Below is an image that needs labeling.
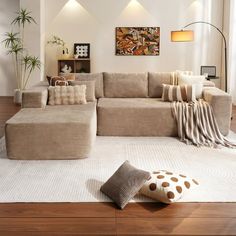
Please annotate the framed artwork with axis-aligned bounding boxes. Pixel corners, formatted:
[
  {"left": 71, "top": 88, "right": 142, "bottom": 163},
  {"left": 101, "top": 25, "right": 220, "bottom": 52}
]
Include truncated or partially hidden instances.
[
  {"left": 115, "top": 27, "right": 160, "bottom": 56},
  {"left": 200, "top": 66, "right": 216, "bottom": 77},
  {"left": 74, "top": 43, "right": 90, "bottom": 58}
]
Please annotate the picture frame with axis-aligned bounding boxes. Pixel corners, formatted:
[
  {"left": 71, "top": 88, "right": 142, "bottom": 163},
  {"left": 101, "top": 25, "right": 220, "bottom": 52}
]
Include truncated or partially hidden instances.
[
  {"left": 200, "top": 66, "right": 216, "bottom": 78},
  {"left": 74, "top": 43, "right": 90, "bottom": 59},
  {"left": 115, "top": 27, "right": 160, "bottom": 56}
]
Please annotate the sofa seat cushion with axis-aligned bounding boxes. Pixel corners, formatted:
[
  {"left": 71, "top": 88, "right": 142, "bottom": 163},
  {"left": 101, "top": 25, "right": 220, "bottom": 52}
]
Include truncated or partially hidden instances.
[
  {"left": 97, "top": 98, "right": 177, "bottom": 136},
  {"left": 5, "top": 102, "right": 97, "bottom": 160}
]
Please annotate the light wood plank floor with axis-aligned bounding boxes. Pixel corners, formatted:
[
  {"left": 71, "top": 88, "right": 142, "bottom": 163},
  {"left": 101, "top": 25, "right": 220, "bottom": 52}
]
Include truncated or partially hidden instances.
[{"left": 0, "top": 97, "right": 236, "bottom": 235}]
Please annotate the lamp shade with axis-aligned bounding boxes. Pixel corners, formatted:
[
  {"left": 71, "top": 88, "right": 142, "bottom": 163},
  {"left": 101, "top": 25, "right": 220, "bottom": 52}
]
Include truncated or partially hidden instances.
[{"left": 171, "top": 30, "right": 194, "bottom": 42}]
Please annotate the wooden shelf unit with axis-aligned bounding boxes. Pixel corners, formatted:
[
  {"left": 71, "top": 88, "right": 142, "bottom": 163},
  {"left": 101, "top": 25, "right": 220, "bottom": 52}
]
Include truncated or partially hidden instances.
[{"left": 58, "top": 58, "right": 91, "bottom": 74}]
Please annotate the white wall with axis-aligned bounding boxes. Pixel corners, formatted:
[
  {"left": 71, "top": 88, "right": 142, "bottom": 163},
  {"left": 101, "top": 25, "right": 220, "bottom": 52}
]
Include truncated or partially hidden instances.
[
  {"left": 0, "top": 0, "right": 19, "bottom": 96},
  {"left": 20, "top": 0, "right": 44, "bottom": 88},
  {"left": 0, "top": 0, "right": 227, "bottom": 95},
  {"left": 228, "top": 0, "right": 236, "bottom": 104},
  {"left": 45, "top": 0, "right": 224, "bottom": 85}
]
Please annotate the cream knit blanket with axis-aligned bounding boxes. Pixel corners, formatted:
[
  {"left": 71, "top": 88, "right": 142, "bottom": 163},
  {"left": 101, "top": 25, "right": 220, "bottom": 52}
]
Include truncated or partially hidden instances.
[{"left": 172, "top": 100, "right": 236, "bottom": 148}]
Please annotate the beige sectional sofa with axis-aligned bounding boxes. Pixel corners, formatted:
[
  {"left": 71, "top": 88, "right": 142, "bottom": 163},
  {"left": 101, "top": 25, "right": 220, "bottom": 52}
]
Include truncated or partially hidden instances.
[{"left": 5, "top": 72, "right": 232, "bottom": 160}]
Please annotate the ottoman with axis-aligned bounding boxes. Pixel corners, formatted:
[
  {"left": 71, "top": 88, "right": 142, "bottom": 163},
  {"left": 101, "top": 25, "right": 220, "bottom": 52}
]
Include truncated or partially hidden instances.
[{"left": 5, "top": 102, "right": 97, "bottom": 160}]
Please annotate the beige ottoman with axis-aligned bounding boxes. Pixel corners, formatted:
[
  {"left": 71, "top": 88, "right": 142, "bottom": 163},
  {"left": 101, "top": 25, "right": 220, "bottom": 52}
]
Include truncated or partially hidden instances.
[{"left": 5, "top": 102, "right": 97, "bottom": 160}]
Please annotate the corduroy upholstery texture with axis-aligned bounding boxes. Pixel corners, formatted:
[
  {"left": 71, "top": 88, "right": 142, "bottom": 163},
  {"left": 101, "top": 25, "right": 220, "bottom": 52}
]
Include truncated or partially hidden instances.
[
  {"left": 148, "top": 72, "right": 174, "bottom": 98},
  {"left": 60, "top": 73, "right": 104, "bottom": 98},
  {"left": 104, "top": 72, "right": 148, "bottom": 98},
  {"left": 5, "top": 72, "right": 232, "bottom": 160},
  {"left": 70, "top": 80, "right": 96, "bottom": 102},
  {"left": 203, "top": 87, "right": 232, "bottom": 136},
  {"left": 97, "top": 98, "right": 178, "bottom": 136},
  {"left": 5, "top": 102, "right": 97, "bottom": 160},
  {"left": 21, "top": 82, "right": 48, "bottom": 108}
]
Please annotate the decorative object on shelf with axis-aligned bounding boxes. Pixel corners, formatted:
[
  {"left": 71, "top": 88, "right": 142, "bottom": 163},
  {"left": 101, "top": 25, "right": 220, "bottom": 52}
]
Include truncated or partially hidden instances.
[
  {"left": 171, "top": 21, "right": 227, "bottom": 92},
  {"left": 61, "top": 64, "right": 72, "bottom": 73},
  {"left": 116, "top": 27, "right": 160, "bottom": 56},
  {"left": 58, "top": 59, "right": 91, "bottom": 74},
  {"left": 2, "top": 8, "right": 41, "bottom": 104},
  {"left": 200, "top": 66, "right": 216, "bottom": 78},
  {"left": 47, "top": 35, "right": 70, "bottom": 59},
  {"left": 74, "top": 43, "right": 90, "bottom": 58}
]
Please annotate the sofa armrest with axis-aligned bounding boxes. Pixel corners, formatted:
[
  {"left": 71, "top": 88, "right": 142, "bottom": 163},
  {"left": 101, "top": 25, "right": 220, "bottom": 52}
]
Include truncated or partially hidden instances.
[
  {"left": 22, "top": 82, "right": 48, "bottom": 108},
  {"left": 203, "top": 87, "right": 232, "bottom": 136},
  {"left": 203, "top": 80, "right": 215, "bottom": 87}
]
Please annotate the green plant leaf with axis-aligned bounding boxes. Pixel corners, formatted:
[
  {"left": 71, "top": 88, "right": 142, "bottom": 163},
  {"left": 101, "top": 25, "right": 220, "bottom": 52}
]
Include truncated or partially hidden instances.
[
  {"left": 2, "top": 32, "right": 20, "bottom": 48},
  {"left": 12, "top": 8, "right": 36, "bottom": 28}
]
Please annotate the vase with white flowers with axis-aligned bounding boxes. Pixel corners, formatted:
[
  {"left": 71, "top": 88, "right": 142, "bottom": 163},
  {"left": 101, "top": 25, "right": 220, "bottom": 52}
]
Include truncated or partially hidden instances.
[
  {"left": 47, "top": 35, "right": 70, "bottom": 59},
  {"left": 2, "top": 9, "right": 41, "bottom": 104}
]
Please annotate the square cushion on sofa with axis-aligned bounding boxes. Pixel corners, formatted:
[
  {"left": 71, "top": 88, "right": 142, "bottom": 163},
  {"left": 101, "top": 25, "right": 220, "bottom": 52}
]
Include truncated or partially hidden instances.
[
  {"left": 104, "top": 72, "right": 148, "bottom": 98},
  {"left": 148, "top": 72, "right": 174, "bottom": 98},
  {"left": 60, "top": 73, "right": 104, "bottom": 98},
  {"left": 100, "top": 161, "right": 150, "bottom": 209}
]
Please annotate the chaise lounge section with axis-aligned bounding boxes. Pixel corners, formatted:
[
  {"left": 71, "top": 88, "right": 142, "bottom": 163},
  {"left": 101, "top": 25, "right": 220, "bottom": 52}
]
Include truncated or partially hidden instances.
[{"left": 5, "top": 83, "right": 97, "bottom": 160}]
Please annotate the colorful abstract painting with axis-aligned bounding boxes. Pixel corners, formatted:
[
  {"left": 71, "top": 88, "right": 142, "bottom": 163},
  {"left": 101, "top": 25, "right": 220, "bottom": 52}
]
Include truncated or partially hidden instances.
[{"left": 116, "top": 27, "right": 160, "bottom": 56}]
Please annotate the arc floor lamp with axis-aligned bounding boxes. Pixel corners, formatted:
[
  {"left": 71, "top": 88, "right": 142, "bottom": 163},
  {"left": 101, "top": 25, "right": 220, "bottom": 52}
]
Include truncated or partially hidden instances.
[{"left": 171, "top": 21, "right": 227, "bottom": 92}]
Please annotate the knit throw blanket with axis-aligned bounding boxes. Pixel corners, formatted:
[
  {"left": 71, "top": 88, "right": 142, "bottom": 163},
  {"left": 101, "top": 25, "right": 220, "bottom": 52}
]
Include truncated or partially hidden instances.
[{"left": 172, "top": 100, "right": 236, "bottom": 148}]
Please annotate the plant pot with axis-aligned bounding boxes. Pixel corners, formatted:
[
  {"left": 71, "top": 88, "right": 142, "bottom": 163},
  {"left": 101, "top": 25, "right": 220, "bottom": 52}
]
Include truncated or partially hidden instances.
[{"left": 13, "top": 89, "right": 22, "bottom": 105}]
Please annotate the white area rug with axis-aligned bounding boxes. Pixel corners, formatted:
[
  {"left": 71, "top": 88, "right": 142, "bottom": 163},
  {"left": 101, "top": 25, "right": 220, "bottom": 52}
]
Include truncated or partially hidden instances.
[{"left": 0, "top": 133, "right": 236, "bottom": 202}]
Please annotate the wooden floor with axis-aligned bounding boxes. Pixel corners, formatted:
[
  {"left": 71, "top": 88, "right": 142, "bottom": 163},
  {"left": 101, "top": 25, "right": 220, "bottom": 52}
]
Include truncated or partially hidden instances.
[{"left": 0, "top": 97, "right": 236, "bottom": 235}]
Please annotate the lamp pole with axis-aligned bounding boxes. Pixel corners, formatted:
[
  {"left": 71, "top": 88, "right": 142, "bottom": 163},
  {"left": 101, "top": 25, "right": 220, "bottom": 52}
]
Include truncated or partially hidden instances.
[{"left": 182, "top": 21, "right": 227, "bottom": 92}]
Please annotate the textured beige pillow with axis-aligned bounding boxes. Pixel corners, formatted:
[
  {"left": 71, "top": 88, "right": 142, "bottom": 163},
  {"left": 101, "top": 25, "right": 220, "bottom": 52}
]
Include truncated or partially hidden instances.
[
  {"left": 100, "top": 161, "right": 150, "bottom": 209},
  {"left": 162, "top": 84, "right": 196, "bottom": 102},
  {"left": 70, "top": 80, "right": 96, "bottom": 102},
  {"left": 140, "top": 170, "right": 199, "bottom": 204},
  {"left": 48, "top": 85, "right": 87, "bottom": 105}
]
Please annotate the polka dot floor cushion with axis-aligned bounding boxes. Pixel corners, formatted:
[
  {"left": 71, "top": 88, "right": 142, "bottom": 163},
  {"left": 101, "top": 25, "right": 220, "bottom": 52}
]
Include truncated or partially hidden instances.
[{"left": 140, "top": 170, "right": 199, "bottom": 204}]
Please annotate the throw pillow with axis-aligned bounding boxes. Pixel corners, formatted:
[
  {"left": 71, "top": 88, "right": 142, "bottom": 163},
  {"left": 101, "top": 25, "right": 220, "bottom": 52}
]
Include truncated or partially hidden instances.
[
  {"left": 70, "top": 80, "right": 96, "bottom": 102},
  {"left": 162, "top": 84, "right": 196, "bottom": 102},
  {"left": 47, "top": 74, "right": 75, "bottom": 86},
  {"left": 172, "top": 70, "right": 193, "bottom": 85},
  {"left": 48, "top": 85, "right": 87, "bottom": 105},
  {"left": 178, "top": 74, "right": 205, "bottom": 99},
  {"left": 100, "top": 161, "right": 150, "bottom": 209},
  {"left": 140, "top": 170, "right": 199, "bottom": 204}
]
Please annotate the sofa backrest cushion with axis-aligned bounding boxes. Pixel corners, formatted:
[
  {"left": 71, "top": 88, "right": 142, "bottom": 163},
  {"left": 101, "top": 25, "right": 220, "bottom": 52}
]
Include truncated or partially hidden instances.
[
  {"left": 75, "top": 73, "right": 104, "bottom": 98},
  {"left": 104, "top": 72, "right": 148, "bottom": 98},
  {"left": 70, "top": 80, "right": 96, "bottom": 102},
  {"left": 148, "top": 72, "right": 173, "bottom": 98},
  {"left": 60, "top": 73, "right": 104, "bottom": 98}
]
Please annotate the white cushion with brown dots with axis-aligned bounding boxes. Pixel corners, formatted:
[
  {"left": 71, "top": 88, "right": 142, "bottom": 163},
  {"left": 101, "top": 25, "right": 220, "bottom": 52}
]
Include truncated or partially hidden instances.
[{"left": 139, "top": 170, "right": 199, "bottom": 204}]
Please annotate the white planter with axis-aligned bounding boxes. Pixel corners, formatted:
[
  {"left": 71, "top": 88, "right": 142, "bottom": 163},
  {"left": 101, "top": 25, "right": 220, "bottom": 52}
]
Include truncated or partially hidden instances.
[{"left": 13, "top": 89, "right": 22, "bottom": 105}]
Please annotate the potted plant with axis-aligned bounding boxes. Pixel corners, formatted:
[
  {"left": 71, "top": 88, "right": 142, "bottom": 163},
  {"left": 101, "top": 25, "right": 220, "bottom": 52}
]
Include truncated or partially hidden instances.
[
  {"left": 47, "top": 35, "right": 70, "bottom": 59},
  {"left": 2, "top": 8, "right": 41, "bottom": 104}
]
